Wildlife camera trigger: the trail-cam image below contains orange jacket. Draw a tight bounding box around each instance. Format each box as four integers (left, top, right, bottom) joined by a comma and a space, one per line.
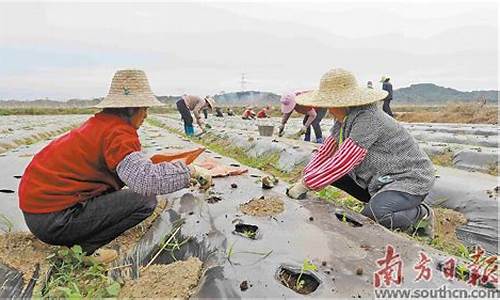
19, 112, 141, 213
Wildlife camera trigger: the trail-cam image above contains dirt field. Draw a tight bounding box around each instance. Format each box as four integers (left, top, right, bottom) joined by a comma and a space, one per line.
394, 103, 498, 124
120, 257, 202, 298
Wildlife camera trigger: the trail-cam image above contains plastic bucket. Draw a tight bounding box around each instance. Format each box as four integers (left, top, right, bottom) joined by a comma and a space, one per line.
258, 125, 274, 136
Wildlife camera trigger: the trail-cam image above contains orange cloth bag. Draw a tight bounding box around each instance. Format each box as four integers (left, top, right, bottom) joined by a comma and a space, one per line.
150, 147, 205, 165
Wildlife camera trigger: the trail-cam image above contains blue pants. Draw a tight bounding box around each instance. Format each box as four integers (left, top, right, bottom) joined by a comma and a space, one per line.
176, 99, 194, 136
303, 108, 327, 142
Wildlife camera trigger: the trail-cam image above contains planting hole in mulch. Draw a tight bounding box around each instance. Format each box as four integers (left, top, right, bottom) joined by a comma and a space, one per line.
214, 156, 222, 159
335, 211, 363, 227
13, 175, 22, 179
277, 266, 320, 295
240, 195, 284, 217
250, 174, 261, 178
230, 163, 240, 167
206, 195, 222, 204
233, 223, 259, 240
0, 189, 15, 193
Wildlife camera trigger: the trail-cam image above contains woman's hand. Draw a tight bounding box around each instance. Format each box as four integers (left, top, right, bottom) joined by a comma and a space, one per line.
189, 165, 213, 190
286, 180, 310, 199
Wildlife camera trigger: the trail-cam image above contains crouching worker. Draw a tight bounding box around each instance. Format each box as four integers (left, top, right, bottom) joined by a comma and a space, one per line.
242, 107, 256, 120
286, 68, 436, 237
18, 70, 212, 263
176, 94, 216, 136
256, 106, 271, 118
279, 92, 327, 143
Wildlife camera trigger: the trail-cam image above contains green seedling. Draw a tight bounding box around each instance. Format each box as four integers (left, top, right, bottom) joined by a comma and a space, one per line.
42, 245, 120, 298
241, 230, 256, 239
296, 259, 317, 291
226, 241, 236, 264
456, 263, 469, 281
342, 212, 347, 223
144, 220, 185, 270
0, 213, 13, 234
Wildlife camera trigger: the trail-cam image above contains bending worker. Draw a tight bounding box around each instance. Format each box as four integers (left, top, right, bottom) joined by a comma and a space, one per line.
256, 106, 271, 118
286, 68, 435, 237
242, 106, 256, 120
176, 94, 216, 136
279, 92, 327, 143
19, 70, 212, 263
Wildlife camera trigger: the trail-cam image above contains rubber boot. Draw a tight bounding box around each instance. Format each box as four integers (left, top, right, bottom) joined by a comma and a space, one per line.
186, 125, 194, 136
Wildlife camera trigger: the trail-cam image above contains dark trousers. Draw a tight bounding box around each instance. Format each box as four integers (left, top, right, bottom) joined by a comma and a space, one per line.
303, 108, 327, 141
176, 99, 193, 127
382, 100, 393, 117
332, 175, 424, 230
23, 189, 157, 254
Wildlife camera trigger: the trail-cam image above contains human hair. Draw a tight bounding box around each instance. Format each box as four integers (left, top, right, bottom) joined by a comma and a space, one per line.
102, 107, 142, 123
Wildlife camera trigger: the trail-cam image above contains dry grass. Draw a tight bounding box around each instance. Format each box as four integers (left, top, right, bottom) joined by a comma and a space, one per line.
429, 149, 455, 167
394, 102, 498, 124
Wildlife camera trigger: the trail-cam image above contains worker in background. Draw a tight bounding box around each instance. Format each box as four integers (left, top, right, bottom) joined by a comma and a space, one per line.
215, 107, 224, 117
242, 106, 256, 120
279, 92, 326, 143
286, 68, 435, 238
176, 95, 215, 136
256, 106, 271, 118
380, 76, 394, 117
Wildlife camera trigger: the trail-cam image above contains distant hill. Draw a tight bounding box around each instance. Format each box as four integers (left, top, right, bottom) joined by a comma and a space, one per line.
213, 91, 280, 106
0, 98, 102, 108
0, 85, 497, 107
158, 91, 280, 106
394, 83, 498, 104
0, 91, 280, 107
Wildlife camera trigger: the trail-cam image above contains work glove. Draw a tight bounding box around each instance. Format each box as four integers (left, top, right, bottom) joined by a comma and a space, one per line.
191, 165, 213, 190
278, 125, 285, 137
286, 180, 310, 200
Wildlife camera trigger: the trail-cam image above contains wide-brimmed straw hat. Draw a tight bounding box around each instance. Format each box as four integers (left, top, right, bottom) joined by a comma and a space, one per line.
204, 96, 216, 110
280, 92, 297, 114
380, 75, 390, 83
296, 68, 388, 108
95, 69, 164, 108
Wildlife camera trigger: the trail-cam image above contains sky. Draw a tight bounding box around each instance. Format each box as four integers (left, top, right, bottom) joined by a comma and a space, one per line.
0, 0, 498, 100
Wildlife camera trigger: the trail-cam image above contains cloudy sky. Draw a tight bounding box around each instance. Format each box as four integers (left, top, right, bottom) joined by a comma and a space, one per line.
0, 0, 497, 100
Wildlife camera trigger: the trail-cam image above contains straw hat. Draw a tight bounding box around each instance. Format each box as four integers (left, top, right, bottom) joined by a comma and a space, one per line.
95, 69, 164, 108
204, 96, 216, 110
380, 75, 390, 83
296, 68, 388, 108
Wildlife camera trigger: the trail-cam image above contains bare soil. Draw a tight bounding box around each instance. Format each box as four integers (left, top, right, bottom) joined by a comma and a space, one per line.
394, 103, 498, 124
240, 195, 284, 217
0, 232, 55, 282
106, 197, 167, 255
433, 207, 468, 253
119, 256, 202, 299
